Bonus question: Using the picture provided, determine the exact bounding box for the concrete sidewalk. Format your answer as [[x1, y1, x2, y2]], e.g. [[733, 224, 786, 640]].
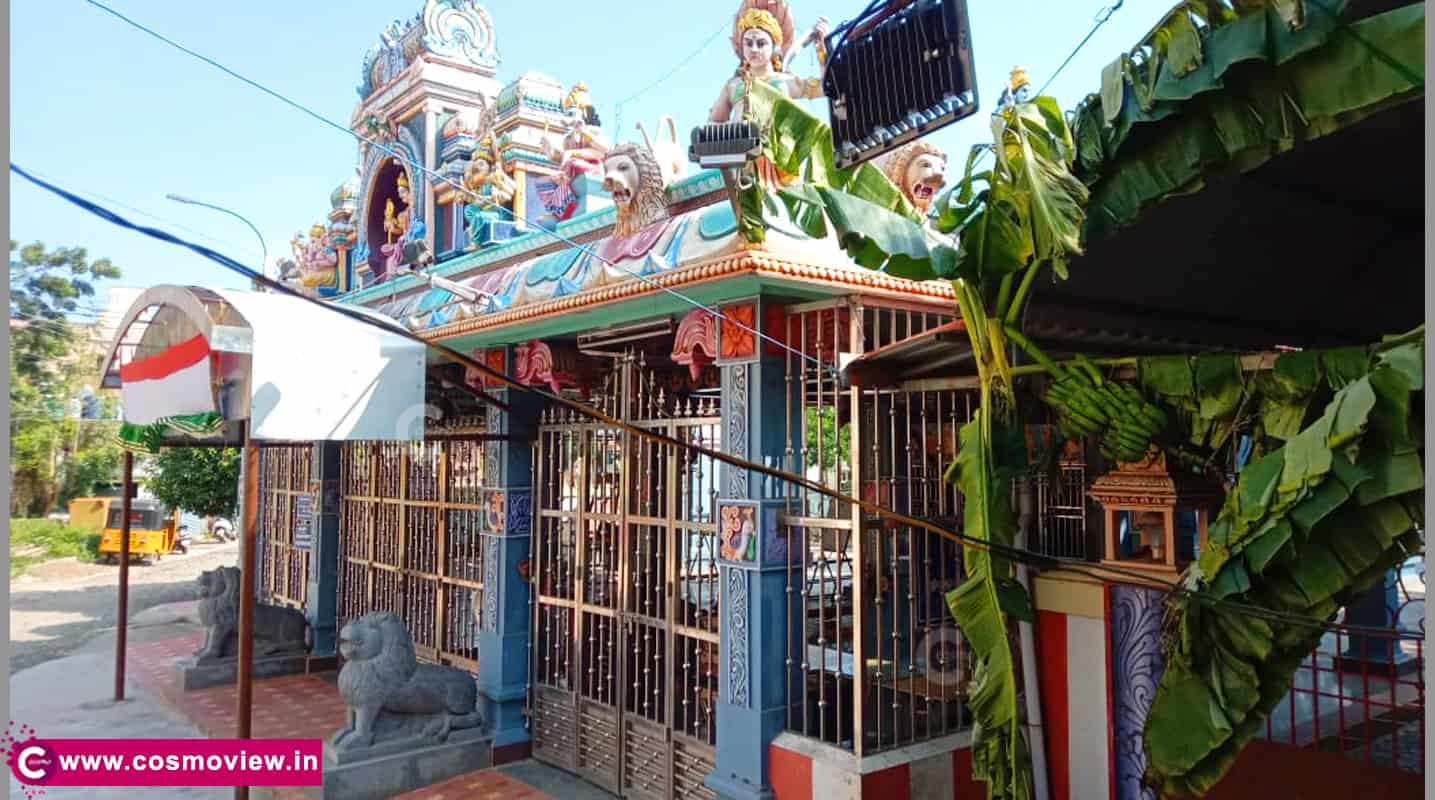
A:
[[9, 601, 227, 799], [8, 601, 613, 800]]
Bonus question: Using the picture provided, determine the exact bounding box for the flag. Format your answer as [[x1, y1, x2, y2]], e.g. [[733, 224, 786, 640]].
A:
[[119, 334, 217, 425]]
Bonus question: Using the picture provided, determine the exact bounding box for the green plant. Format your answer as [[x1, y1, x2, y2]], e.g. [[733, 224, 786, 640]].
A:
[[10, 518, 104, 577], [147, 447, 241, 519], [1141, 334, 1424, 797]]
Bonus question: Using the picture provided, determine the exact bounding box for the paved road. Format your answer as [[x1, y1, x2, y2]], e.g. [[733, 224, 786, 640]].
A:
[[8, 539, 239, 675]]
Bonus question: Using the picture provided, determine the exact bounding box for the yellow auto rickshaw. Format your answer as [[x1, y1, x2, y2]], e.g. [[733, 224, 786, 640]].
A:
[[68, 496, 116, 532], [98, 499, 181, 565]]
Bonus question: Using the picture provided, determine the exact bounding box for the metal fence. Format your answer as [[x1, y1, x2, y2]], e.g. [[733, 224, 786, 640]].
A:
[[780, 300, 980, 755], [336, 415, 489, 672], [257, 444, 313, 610], [1258, 555, 1425, 773]]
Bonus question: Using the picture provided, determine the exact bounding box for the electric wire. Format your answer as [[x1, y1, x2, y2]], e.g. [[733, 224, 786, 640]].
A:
[[12, 166, 263, 258], [1035, 0, 1124, 98], [612, 24, 728, 139], [13, 162, 1421, 641], [79, 0, 825, 372]]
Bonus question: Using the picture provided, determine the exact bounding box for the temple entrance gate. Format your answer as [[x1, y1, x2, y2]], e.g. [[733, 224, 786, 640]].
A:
[[530, 351, 722, 799]]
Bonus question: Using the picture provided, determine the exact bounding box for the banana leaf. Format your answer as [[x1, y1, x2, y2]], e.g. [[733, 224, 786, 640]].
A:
[[813, 186, 954, 281], [1145, 331, 1424, 797]]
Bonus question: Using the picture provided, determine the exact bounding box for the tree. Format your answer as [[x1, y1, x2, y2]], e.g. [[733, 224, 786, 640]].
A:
[[147, 447, 241, 519], [9, 241, 123, 516]]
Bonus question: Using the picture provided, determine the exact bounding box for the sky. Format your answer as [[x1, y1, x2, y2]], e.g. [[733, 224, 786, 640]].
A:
[[10, 0, 1165, 315]]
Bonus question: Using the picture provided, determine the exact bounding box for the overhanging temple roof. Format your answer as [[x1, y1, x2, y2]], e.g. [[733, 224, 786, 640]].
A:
[[1030, 0, 1423, 347], [349, 169, 956, 339]]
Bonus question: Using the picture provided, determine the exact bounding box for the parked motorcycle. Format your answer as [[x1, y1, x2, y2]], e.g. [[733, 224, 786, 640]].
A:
[[173, 523, 192, 555], [211, 518, 236, 542]]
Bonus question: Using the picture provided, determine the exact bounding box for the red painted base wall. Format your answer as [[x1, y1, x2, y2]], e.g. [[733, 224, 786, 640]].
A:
[[1205, 740, 1423, 800]]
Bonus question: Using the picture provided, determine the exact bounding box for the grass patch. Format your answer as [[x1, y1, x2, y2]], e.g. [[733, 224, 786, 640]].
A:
[[10, 519, 103, 577]]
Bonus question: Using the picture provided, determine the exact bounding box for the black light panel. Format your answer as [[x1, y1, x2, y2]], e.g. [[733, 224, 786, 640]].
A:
[[823, 0, 978, 170]]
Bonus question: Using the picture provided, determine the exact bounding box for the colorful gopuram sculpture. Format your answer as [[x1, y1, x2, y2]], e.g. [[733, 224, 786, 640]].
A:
[[880, 141, 949, 216], [708, 0, 830, 187], [291, 222, 340, 293], [541, 82, 610, 222], [462, 135, 518, 249]]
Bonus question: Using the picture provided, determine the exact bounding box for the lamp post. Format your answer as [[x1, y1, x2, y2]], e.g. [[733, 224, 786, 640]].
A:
[[166, 194, 269, 290]]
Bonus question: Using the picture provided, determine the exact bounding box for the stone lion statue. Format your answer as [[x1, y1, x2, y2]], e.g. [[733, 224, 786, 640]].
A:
[[602, 142, 669, 238], [193, 566, 309, 662], [881, 140, 948, 214], [329, 611, 484, 755]]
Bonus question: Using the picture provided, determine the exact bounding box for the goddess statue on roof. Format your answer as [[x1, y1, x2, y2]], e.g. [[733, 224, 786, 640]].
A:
[[708, 0, 829, 187]]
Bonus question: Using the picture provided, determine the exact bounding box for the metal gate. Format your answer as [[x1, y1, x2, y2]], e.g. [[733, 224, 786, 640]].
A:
[[531, 353, 721, 799], [258, 444, 313, 610], [336, 415, 489, 672]]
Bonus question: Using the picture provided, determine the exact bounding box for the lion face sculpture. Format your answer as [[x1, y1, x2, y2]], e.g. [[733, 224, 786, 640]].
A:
[[602, 143, 669, 238], [338, 611, 417, 682], [883, 141, 948, 214], [196, 566, 238, 628], [330, 610, 482, 755]]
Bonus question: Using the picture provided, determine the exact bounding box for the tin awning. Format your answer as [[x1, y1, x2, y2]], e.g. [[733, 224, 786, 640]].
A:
[[99, 285, 426, 443]]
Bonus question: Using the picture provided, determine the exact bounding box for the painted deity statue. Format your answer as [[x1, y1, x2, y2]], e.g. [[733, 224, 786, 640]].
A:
[[708, 0, 829, 188], [292, 222, 338, 290], [542, 83, 610, 220], [381, 171, 413, 274], [462, 136, 517, 249]]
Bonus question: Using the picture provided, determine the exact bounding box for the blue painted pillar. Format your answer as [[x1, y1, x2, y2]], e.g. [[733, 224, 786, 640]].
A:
[[1110, 585, 1166, 800], [475, 376, 540, 755], [1341, 568, 1413, 669], [707, 318, 802, 800], [305, 441, 342, 657]]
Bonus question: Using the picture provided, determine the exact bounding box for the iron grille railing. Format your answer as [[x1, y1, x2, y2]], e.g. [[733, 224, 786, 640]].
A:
[[1258, 555, 1425, 773], [335, 415, 489, 673], [257, 444, 313, 610], [781, 300, 980, 755]]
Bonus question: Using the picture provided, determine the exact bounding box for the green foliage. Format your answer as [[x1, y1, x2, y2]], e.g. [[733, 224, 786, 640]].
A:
[[9, 241, 124, 516], [1142, 333, 1424, 797], [147, 447, 241, 519], [804, 406, 850, 474], [945, 412, 1032, 799], [10, 518, 103, 577]]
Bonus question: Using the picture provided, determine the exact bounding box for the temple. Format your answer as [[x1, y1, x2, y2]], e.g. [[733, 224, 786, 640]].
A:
[[101, 0, 1424, 798]]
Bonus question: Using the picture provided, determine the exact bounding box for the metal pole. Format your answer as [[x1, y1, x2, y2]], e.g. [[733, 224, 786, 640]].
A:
[[165, 194, 269, 289], [114, 451, 134, 701], [235, 421, 259, 800]]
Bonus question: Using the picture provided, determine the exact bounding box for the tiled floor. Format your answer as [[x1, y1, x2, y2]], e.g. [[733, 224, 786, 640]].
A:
[[128, 631, 346, 741], [393, 768, 552, 800], [127, 631, 575, 800]]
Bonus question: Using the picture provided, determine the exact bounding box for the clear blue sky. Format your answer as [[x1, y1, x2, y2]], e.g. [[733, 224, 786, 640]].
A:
[[11, 0, 1163, 310]]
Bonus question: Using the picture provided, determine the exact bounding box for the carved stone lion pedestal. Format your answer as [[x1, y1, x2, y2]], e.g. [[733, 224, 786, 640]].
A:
[[320, 611, 491, 800], [174, 567, 312, 690]]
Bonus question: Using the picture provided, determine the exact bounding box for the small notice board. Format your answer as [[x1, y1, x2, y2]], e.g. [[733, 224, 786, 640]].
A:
[[294, 494, 315, 550]]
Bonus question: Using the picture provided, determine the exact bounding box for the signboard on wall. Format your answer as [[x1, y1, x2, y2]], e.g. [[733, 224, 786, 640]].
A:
[[294, 494, 315, 550]]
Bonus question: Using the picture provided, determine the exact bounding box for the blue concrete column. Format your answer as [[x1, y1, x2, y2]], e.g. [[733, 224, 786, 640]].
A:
[[475, 378, 540, 755], [708, 341, 802, 800], [1341, 569, 1413, 669], [305, 440, 342, 657], [1110, 585, 1166, 800]]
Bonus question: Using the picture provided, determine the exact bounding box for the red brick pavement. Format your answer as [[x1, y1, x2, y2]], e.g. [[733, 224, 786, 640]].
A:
[[393, 768, 552, 800], [128, 631, 543, 800]]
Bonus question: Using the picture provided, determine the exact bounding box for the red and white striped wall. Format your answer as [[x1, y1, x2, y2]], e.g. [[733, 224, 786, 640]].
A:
[[1033, 570, 1114, 800], [769, 732, 981, 800]]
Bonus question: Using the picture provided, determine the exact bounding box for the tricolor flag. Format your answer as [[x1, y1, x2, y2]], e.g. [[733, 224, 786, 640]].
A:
[[119, 334, 218, 425]]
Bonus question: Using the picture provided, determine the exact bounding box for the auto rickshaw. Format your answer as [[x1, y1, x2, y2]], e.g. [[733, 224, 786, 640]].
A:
[[98, 500, 181, 565], [67, 496, 117, 532]]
